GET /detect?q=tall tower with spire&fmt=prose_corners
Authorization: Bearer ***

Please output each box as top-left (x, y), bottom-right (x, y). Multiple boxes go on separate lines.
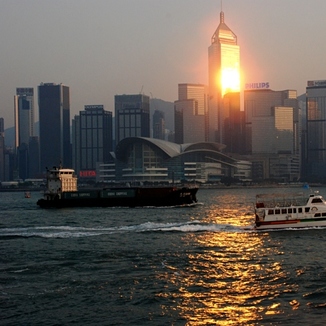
top-left (208, 10), bottom-right (240, 143)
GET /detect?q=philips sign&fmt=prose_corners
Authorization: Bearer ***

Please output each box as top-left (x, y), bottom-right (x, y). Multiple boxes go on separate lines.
top-left (245, 82), bottom-right (270, 90)
top-left (307, 80), bottom-right (326, 87)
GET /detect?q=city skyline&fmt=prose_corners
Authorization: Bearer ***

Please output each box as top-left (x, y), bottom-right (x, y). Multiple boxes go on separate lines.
top-left (1, 0), bottom-right (326, 128)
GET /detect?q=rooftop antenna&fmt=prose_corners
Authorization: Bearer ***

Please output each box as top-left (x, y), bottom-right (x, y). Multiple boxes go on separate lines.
top-left (220, 0), bottom-right (224, 23)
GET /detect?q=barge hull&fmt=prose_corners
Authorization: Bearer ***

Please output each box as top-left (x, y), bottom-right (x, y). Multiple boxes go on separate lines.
top-left (37, 187), bottom-right (198, 208)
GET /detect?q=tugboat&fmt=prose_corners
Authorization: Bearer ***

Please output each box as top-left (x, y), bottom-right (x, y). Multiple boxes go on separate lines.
top-left (37, 166), bottom-right (198, 208)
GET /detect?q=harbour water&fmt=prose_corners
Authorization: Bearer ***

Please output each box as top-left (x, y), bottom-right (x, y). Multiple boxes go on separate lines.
top-left (1, 187), bottom-right (326, 325)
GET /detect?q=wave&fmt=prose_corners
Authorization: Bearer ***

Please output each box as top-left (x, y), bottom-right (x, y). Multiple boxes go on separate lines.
top-left (0, 221), bottom-right (244, 239)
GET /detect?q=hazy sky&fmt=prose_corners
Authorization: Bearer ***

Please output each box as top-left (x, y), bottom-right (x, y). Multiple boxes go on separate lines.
top-left (1, 0), bottom-right (326, 128)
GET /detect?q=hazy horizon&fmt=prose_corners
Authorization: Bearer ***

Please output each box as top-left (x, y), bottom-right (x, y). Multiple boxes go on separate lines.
top-left (1, 0), bottom-right (326, 128)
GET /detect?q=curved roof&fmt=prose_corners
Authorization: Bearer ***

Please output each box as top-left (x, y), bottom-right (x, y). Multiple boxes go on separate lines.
top-left (182, 142), bottom-right (226, 152)
top-left (115, 137), bottom-right (227, 163)
top-left (177, 148), bottom-right (237, 163)
top-left (115, 137), bottom-right (181, 161)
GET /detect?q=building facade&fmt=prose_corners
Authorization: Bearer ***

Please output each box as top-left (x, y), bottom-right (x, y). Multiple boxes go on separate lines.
top-left (222, 92), bottom-right (245, 154)
top-left (304, 80), bottom-right (326, 180)
top-left (244, 88), bottom-right (300, 181)
top-left (115, 94), bottom-right (150, 145)
top-left (0, 118), bottom-right (4, 181)
top-left (14, 88), bottom-right (36, 179)
top-left (72, 105), bottom-right (113, 178)
top-left (14, 88), bottom-right (34, 149)
top-left (111, 137), bottom-right (251, 184)
top-left (174, 84), bottom-right (207, 144)
top-left (208, 11), bottom-right (240, 143)
top-left (38, 83), bottom-right (71, 171)
top-left (153, 110), bottom-right (165, 140)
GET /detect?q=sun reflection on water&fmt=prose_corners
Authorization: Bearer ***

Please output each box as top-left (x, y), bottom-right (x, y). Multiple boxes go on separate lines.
top-left (157, 231), bottom-right (296, 325)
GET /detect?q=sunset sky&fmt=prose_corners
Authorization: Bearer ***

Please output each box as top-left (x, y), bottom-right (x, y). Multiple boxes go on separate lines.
top-left (1, 0), bottom-right (326, 127)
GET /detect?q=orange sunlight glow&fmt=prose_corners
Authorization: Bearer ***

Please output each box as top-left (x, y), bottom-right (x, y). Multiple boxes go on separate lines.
top-left (221, 67), bottom-right (240, 96)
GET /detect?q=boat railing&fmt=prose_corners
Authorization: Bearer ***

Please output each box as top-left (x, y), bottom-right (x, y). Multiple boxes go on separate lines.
top-left (256, 192), bottom-right (307, 209)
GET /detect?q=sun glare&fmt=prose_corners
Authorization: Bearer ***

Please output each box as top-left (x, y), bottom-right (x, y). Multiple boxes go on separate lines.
top-left (221, 67), bottom-right (240, 96)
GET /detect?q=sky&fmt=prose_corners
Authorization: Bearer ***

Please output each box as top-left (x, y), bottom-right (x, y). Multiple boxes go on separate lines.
top-left (1, 0), bottom-right (326, 128)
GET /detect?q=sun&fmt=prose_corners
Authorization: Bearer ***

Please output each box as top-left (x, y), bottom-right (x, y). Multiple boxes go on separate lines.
top-left (221, 67), bottom-right (240, 96)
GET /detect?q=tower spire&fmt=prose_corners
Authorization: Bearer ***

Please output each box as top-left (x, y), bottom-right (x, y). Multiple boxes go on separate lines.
top-left (220, 0), bottom-right (224, 23)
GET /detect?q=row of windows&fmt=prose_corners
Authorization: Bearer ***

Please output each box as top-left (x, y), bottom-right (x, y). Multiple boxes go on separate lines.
top-left (81, 130), bottom-right (104, 147)
top-left (118, 114), bottom-right (142, 127)
top-left (307, 96), bottom-right (326, 120)
top-left (268, 207), bottom-right (313, 215)
top-left (81, 116), bottom-right (106, 128)
top-left (119, 128), bottom-right (141, 139)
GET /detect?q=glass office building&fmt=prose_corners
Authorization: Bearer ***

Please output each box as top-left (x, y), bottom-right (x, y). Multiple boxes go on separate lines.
top-left (72, 105), bottom-right (113, 177)
top-left (38, 83), bottom-right (71, 170)
top-left (208, 11), bottom-right (240, 142)
top-left (14, 88), bottom-right (34, 148)
top-left (115, 94), bottom-right (150, 145)
top-left (305, 80), bottom-right (326, 180)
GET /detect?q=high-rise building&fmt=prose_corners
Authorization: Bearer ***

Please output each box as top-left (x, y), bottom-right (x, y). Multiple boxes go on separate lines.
top-left (244, 87), bottom-right (300, 181)
top-left (244, 88), bottom-right (299, 154)
top-left (208, 11), bottom-right (240, 143)
top-left (223, 92), bottom-right (245, 154)
top-left (0, 118), bottom-right (4, 135)
top-left (14, 88), bottom-right (35, 180)
top-left (304, 80), bottom-right (326, 180)
top-left (72, 105), bottom-right (113, 178)
top-left (28, 136), bottom-right (40, 178)
top-left (0, 118), bottom-right (4, 181)
top-left (115, 94), bottom-right (150, 145)
top-left (38, 83), bottom-right (71, 171)
top-left (153, 110), bottom-right (165, 140)
top-left (14, 88), bottom-right (34, 148)
top-left (174, 84), bottom-right (207, 144)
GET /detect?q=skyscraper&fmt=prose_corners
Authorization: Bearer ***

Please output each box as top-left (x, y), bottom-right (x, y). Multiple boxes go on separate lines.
top-left (14, 88), bottom-right (35, 179)
top-left (14, 88), bottom-right (34, 148)
top-left (208, 11), bottom-right (240, 143)
top-left (174, 84), bottom-right (207, 144)
top-left (304, 80), bottom-right (326, 180)
top-left (244, 87), bottom-right (300, 181)
top-left (0, 118), bottom-right (4, 181)
top-left (223, 92), bottom-right (245, 154)
top-left (72, 105), bottom-right (113, 177)
top-left (115, 94), bottom-right (150, 145)
top-left (244, 88), bottom-right (299, 155)
top-left (153, 110), bottom-right (165, 140)
top-left (38, 83), bottom-right (71, 171)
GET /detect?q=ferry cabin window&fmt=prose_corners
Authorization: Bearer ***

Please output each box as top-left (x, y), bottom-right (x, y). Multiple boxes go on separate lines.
top-left (315, 213), bottom-right (321, 217)
top-left (288, 208), bottom-right (292, 214)
top-left (312, 198), bottom-right (323, 203)
top-left (293, 208), bottom-right (296, 213)
top-left (305, 207), bottom-right (310, 212)
top-left (268, 209), bottom-right (274, 215)
top-left (275, 209), bottom-right (280, 214)
top-left (322, 213), bottom-right (326, 216)
top-left (298, 208), bottom-right (302, 213)
top-left (282, 209), bottom-right (287, 214)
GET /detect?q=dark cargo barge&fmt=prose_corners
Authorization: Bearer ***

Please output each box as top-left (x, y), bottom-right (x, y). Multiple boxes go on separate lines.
top-left (37, 167), bottom-right (198, 208)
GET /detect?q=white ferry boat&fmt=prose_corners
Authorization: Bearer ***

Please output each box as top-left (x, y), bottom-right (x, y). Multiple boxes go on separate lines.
top-left (254, 191), bottom-right (326, 230)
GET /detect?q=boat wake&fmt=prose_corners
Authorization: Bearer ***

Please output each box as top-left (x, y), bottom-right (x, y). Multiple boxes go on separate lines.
top-left (0, 221), bottom-right (243, 239)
